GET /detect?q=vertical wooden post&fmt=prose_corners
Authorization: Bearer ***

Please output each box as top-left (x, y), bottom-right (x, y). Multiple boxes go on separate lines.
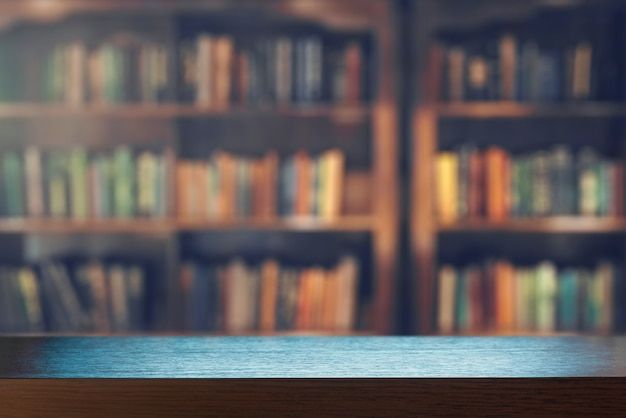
top-left (373, 102), bottom-right (398, 334)
top-left (412, 106), bottom-right (437, 334)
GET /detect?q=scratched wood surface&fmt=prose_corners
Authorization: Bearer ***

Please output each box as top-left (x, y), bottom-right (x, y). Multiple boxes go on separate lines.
top-left (1, 337), bottom-right (626, 416)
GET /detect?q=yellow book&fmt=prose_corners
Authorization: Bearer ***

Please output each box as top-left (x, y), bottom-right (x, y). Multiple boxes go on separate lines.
top-left (437, 152), bottom-right (459, 224)
top-left (321, 149), bottom-right (344, 220)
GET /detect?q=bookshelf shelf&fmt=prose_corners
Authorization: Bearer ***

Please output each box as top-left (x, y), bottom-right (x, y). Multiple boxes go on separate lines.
top-left (435, 102), bottom-right (626, 119)
top-left (0, 217), bottom-right (374, 234)
top-left (0, 219), bottom-right (175, 234)
top-left (438, 218), bottom-right (626, 234)
top-left (0, 103), bottom-right (369, 121)
top-left (176, 216), bottom-right (375, 232)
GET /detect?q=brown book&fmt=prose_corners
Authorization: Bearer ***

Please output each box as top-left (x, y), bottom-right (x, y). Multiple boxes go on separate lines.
top-left (483, 262), bottom-right (496, 331)
top-left (294, 151), bottom-right (312, 217)
top-left (263, 152), bottom-right (278, 219)
top-left (235, 50), bottom-right (250, 105)
top-left (422, 44), bottom-right (444, 103)
top-left (176, 162), bottom-right (191, 219)
top-left (498, 35), bottom-right (517, 100)
top-left (342, 171), bottom-right (372, 216)
top-left (216, 152), bottom-right (236, 219)
top-left (485, 147), bottom-right (510, 221)
top-left (467, 267), bottom-right (484, 332)
top-left (259, 260), bottom-right (279, 332)
top-left (344, 42), bottom-right (362, 104)
top-left (468, 150), bottom-right (483, 218)
top-left (446, 47), bottom-right (464, 102)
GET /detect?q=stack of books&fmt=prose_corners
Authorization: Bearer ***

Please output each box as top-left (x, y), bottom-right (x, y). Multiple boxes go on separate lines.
top-left (0, 146), bottom-right (170, 219)
top-left (437, 260), bottom-right (615, 334)
top-left (180, 256), bottom-right (359, 333)
top-left (176, 149), bottom-right (344, 221)
top-left (437, 146), bottom-right (624, 223)
top-left (0, 261), bottom-right (148, 333)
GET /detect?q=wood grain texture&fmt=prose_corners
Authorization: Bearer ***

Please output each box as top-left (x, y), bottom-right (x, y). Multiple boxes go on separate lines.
top-left (2, 336), bottom-right (626, 378)
top-left (2, 337), bottom-right (626, 416)
top-left (1, 378), bottom-right (626, 417)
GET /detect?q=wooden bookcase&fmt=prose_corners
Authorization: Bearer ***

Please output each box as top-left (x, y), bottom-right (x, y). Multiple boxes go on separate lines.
top-left (411, 0), bottom-right (626, 335)
top-left (0, 0), bottom-right (398, 335)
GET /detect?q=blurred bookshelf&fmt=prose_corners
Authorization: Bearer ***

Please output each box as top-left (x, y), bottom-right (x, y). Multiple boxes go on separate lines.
top-left (411, 0), bottom-right (626, 336)
top-left (0, 0), bottom-right (398, 335)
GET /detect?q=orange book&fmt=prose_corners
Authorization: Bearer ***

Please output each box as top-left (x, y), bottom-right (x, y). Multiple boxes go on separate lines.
top-left (294, 151), bottom-right (311, 217)
top-left (195, 163), bottom-right (209, 218)
top-left (259, 260), bottom-right (279, 332)
top-left (495, 261), bottom-right (516, 332)
top-left (485, 147), bottom-right (510, 221)
top-left (296, 270), bottom-right (310, 330)
top-left (309, 268), bottom-right (325, 330)
top-left (216, 152), bottom-right (236, 218)
top-left (213, 36), bottom-right (234, 108)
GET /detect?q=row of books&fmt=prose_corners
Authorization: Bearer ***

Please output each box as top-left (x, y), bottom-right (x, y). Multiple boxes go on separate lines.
top-left (180, 35), bottom-right (364, 107)
top-left (437, 260), bottom-right (615, 334)
top-left (177, 149), bottom-right (344, 220)
top-left (0, 261), bottom-right (147, 333)
top-left (1, 34), bottom-right (366, 105)
top-left (0, 147), bottom-right (169, 219)
top-left (180, 257), bottom-right (359, 333)
top-left (437, 146), bottom-right (623, 223)
top-left (434, 8), bottom-right (621, 102)
top-left (42, 39), bottom-right (169, 105)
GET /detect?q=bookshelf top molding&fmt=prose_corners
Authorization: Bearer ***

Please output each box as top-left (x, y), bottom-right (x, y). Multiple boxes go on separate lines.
top-left (423, 102), bottom-right (626, 119)
top-left (0, 0), bottom-right (388, 31)
top-left (1, 336), bottom-right (625, 378)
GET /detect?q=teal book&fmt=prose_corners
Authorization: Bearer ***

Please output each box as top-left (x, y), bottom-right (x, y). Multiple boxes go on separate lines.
top-left (455, 269), bottom-right (468, 332)
top-left (2, 151), bottom-right (25, 217)
top-left (558, 269), bottom-right (578, 331)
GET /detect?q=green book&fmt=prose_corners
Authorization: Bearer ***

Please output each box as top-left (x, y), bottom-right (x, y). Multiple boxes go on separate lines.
top-left (113, 147), bottom-right (134, 218)
top-left (558, 269), bottom-right (578, 331)
top-left (47, 151), bottom-right (68, 218)
top-left (69, 148), bottom-right (88, 219)
top-left (582, 270), bottom-right (598, 331)
top-left (137, 151), bottom-right (159, 217)
top-left (535, 262), bottom-right (557, 332)
top-left (2, 151), bottom-right (25, 217)
top-left (455, 268), bottom-right (468, 332)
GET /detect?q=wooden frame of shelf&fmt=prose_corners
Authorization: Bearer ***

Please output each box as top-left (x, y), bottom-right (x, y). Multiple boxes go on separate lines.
top-left (0, 0), bottom-right (399, 335)
top-left (411, 103), bottom-right (626, 335)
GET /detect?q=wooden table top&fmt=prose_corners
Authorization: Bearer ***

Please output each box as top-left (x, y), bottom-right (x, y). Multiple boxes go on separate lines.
top-left (2, 336), bottom-right (626, 378)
